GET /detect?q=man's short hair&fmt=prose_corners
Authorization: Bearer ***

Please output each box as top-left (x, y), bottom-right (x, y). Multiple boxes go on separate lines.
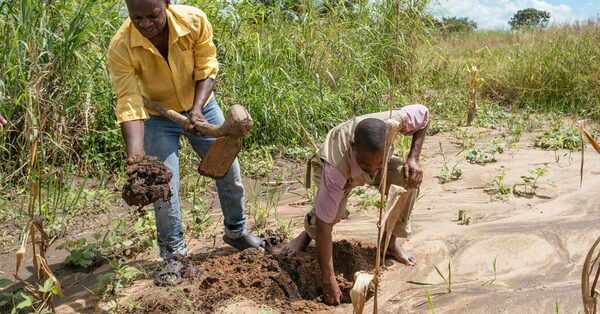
top-left (353, 118), bottom-right (386, 153)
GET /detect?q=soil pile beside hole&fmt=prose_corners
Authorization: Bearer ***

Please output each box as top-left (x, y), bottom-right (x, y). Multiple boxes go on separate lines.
top-left (122, 155), bottom-right (172, 207)
top-left (135, 240), bottom-right (376, 312)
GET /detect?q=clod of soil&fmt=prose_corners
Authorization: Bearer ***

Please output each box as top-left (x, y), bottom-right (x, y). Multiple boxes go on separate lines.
top-left (122, 155), bottom-right (172, 207)
top-left (260, 228), bottom-right (288, 245)
top-left (134, 240), bottom-right (377, 312)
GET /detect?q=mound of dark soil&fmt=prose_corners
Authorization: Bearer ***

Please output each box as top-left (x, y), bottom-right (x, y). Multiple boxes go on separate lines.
top-left (122, 155), bottom-right (172, 207)
top-left (135, 240), bottom-right (377, 312)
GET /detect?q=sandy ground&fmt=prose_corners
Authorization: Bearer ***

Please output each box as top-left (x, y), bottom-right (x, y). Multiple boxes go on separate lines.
top-left (10, 128), bottom-right (600, 313)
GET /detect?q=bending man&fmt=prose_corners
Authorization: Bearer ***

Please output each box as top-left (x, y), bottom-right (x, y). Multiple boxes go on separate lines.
top-left (282, 104), bottom-right (429, 304)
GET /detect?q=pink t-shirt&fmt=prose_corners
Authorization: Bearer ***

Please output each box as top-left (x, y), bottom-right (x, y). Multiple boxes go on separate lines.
top-left (314, 104), bottom-right (429, 223)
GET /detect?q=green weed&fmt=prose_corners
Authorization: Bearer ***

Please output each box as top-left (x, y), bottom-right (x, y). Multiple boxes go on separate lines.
top-left (515, 168), bottom-right (550, 196)
top-left (59, 237), bottom-right (103, 268)
top-left (438, 142), bottom-right (463, 184)
top-left (407, 246), bottom-right (452, 293)
top-left (349, 188), bottom-right (380, 210)
top-left (96, 260), bottom-right (141, 296)
top-left (534, 126), bottom-right (581, 151)
top-left (487, 166), bottom-right (514, 198)
top-left (247, 176), bottom-right (289, 233)
top-left (466, 148), bottom-right (497, 164)
top-left (457, 209), bottom-right (471, 225)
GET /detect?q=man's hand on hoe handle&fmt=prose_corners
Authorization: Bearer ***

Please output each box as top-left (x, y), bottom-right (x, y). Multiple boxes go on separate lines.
top-left (185, 108), bottom-right (206, 137)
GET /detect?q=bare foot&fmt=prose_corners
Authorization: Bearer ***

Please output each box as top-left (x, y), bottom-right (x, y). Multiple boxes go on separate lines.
top-left (383, 235), bottom-right (416, 266)
top-left (281, 231), bottom-right (311, 257)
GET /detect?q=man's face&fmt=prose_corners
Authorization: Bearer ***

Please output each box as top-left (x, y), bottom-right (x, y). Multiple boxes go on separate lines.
top-left (126, 0), bottom-right (169, 39)
top-left (352, 144), bottom-right (384, 176)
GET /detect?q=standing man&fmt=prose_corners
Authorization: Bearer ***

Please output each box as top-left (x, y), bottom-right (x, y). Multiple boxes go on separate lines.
top-left (108, 0), bottom-right (269, 285)
top-left (282, 104), bottom-right (429, 305)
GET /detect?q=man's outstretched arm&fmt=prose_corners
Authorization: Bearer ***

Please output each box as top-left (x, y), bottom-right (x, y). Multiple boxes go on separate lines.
top-left (315, 217), bottom-right (342, 305)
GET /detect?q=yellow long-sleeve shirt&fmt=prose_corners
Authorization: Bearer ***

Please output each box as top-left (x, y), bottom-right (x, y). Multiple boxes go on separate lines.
top-left (108, 5), bottom-right (218, 123)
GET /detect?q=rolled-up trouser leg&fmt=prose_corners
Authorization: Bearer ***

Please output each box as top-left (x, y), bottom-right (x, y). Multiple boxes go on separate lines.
top-left (303, 157), bottom-right (352, 239)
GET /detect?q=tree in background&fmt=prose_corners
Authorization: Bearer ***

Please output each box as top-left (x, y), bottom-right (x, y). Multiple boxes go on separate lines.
top-left (434, 16), bottom-right (478, 34)
top-left (509, 8), bottom-right (551, 29)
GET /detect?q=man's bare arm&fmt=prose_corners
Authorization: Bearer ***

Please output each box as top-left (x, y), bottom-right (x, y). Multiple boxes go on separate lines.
top-left (316, 217), bottom-right (342, 305)
top-left (404, 123), bottom-right (428, 189)
top-left (185, 77), bottom-right (215, 136)
top-left (120, 120), bottom-right (144, 160)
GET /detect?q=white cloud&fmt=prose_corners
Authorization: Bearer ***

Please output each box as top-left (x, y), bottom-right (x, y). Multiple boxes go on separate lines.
top-left (436, 0), bottom-right (577, 29)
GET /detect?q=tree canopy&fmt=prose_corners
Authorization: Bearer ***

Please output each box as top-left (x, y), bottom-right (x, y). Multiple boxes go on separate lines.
top-left (509, 8), bottom-right (551, 29)
top-left (434, 16), bottom-right (478, 34)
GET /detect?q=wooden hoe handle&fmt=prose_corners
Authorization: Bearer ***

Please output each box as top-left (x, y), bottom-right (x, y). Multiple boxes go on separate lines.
top-left (142, 97), bottom-right (253, 139)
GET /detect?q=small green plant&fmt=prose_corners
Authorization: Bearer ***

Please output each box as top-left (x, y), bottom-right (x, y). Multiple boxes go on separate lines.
top-left (274, 219), bottom-right (296, 239)
top-left (455, 129), bottom-right (475, 149)
top-left (407, 246), bottom-right (452, 293)
top-left (3, 277), bottom-right (63, 313)
top-left (96, 260), bottom-right (142, 312)
top-left (466, 148), bottom-right (497, 164)
top-left (534, 126), bottom-right (581, 151)
top-left (247, 176), bottom-right (288, 233)
top-left (554, 298), bottom-right (559, 313)
top-left (487, 166), bottom-right (513, 198)
top-left (457, 209), bottom-right (471, 225)
top-left (240, 147), bottom-right (275, 178)
top-left (438, 142), bottom-right (463, 184)
top-left (185, 187), bottom-right (213, 238)
top-left (0, 278), bottom-right (23, 309)
top-left (515, 168), bottom-right (552, 196)
top-left (483, 256), bottom-right (498, 286)
top-left (349, 188), bottom-right (380, 210)
top-left (58, 237), bottom-right (103, 268)
top-left (427, 120), bottom-right (450, 135)
top-left (283, 145), bottom-right (313, 161)
top-left (96, 260), bottom-right (142, 296)
top-left (492, 256), bottom-right (497, 281)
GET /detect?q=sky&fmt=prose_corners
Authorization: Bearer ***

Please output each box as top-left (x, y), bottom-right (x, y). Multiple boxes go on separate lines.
top-left (435, 0), bottom-right (600, 29)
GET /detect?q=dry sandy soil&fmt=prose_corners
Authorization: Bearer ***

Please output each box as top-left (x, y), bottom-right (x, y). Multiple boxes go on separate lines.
top-left (5, 128), bottom-right (600, 313)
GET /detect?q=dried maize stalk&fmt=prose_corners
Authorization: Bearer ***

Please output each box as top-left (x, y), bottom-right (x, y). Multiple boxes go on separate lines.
top-left (351, 271), bottom-right (374, 314)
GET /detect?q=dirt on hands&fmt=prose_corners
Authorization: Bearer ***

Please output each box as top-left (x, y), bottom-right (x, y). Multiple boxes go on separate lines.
top-left (122, 155), bottom-right (172, 208)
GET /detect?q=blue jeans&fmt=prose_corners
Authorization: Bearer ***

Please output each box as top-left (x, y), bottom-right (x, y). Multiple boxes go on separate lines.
top-left (144, 97), bottom-right (247, 260)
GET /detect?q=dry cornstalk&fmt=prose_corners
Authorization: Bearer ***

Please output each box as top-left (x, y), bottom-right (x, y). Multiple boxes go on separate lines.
top-left (582, 236), bottom-right (600, 313)
top-left (373, 119), bottom-right (401, 313)
top-left (14, 120), bottom-right (63, 312)
top-left (466, 64), bottom-right (480, 126)
top-left (577, 120), bottom-right (600, 187)
top-left (350, 271), bottom-right (374, 314)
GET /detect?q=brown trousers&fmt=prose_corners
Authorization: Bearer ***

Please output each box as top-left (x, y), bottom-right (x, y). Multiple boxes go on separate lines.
top-left (303, 156), bottom-right (419, 239)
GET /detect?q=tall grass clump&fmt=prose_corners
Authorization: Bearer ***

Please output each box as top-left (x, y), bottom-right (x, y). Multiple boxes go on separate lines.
top-left (0, 0), bottom-right (435, 185)
top-left (0, 0), bottom-right (124, 184)
top-left (185, 0), bottom-right (436, 145)
top-left (416, 19), bottom-right (600, 120)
